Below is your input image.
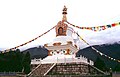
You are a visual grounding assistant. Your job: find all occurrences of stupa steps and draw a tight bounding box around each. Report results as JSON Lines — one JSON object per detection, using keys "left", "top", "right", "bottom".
{"left": 29, "top": 63, "right": 54, "bottom": 77}
{"left": 28, "top": 62, "right": 109, "bottom": 77}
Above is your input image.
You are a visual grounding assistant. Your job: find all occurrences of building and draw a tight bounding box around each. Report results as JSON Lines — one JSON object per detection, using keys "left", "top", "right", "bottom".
{"left": 29, "top": 6, "right": 109, "bottom": 77}
{"left": 31, "top": 6, "right": 93, "bottom": 65}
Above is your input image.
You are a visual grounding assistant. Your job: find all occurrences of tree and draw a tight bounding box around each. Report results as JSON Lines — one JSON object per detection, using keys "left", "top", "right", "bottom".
{"left": 114, "top": 64, "right": 120, "bottom": 72}
{"left": 23, "top": 52, "right": 31, "bottom": 74}
{"left": 94, "top": 57, "right": 107, "bottom": 71}
{"left": 0, "top": 49, "right": 24, "bottom": 72}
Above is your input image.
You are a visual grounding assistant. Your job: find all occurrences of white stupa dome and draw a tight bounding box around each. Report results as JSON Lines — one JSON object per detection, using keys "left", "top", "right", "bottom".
{"left": 66, "top": 26, "right": 74, "bottom": 36}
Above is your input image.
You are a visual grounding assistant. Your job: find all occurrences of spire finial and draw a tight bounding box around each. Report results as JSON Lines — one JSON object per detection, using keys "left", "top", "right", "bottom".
{"left": 62, "top": 5, "right": 67, "bottom": 21}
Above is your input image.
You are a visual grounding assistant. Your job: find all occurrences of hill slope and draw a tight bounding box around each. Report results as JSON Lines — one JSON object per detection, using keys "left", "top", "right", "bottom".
{"left": 23, "top": 46, "right": 48, "bottom": 59}
{"left": 76, "top": 43, "right": 120, "bottom": 69}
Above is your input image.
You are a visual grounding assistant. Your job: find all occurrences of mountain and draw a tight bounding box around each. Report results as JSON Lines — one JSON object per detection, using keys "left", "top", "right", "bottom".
{"left": 22, "top": 43, "right": 120, "bottom": 69}
{"left": 76, "top": 43, "right": 120, "bottom": 69}
{"left": 22, "top": 46, "right": 48, "bottom": 59}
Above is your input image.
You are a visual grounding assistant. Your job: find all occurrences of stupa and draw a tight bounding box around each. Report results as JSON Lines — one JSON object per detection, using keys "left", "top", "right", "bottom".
{"left": 31, "top": 6, "right": 93, "bottom": 65}
{"left": 42, "top": 6, "right": 80, "bottom": 64}
{"left": 28, "top": 6, "right": 110, "bottom": 77}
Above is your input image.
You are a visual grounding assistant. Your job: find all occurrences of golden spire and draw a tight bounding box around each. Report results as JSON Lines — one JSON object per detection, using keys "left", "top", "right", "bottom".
{"left": 62, "top": 5, "right": 67, "bottom": 22}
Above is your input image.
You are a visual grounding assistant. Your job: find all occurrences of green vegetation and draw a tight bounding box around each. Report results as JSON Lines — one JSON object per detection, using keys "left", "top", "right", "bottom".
{"left": 94, "top": 56, "right": 120, "bottom": 72}
{"left": 77, "top": 43, "right": 120, "bottom": 72}
{"left": 94, "top": 57, "right": 108, "bottom": 71}
{"left": 0, "top": 49, "right": 31, "bottom": 74}
{"left": 22, "top": 52, "right": 31, "bottom": 74}
{"left": 113, "top": 64, "right": 120, "bottom": 72}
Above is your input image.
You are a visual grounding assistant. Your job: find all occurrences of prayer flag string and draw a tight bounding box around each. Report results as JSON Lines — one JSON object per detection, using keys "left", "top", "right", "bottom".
{"left": 2, "top": 25, "right": 56, "bottom": 53}
{"left": 66, "top": 21, "right": 120, "bottom": 31}
{"left": 75, "top": 32, "right": 120, "bottom": 63}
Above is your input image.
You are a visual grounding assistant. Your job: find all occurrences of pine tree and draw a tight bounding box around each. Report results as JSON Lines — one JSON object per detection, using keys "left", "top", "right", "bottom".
{"left": 94, "top": 57, "right": 107, "bottom": 71}
{"left": 23, "top": 52, "right": 31, "bottom": 74}
{"left": 114, "top": 64, "right": 120, "bottom": 72}
{"left": 0, "top": 49, "right": 24, "bottom": 72}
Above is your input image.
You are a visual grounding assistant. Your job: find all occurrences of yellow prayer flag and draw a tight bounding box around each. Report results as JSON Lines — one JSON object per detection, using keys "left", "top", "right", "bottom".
{"left": 115, "top": 22, "right": 119, "bottom": 26}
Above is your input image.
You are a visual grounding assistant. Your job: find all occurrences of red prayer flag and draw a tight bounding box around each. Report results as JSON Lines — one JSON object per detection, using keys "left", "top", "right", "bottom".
{"left": 112, "top": 23, "right": 116, "bottom": 27}
{"left": 102, "top": 26, "right": 106, "bottom": 30}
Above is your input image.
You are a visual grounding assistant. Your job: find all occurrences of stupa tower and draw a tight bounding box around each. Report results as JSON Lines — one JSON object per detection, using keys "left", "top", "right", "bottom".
{"left": 44, "top": 6, "right": 79, "bottom": 59}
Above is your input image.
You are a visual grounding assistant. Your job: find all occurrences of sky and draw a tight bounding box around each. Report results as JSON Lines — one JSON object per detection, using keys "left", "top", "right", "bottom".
{"left": 0, "top": 0, "right": 120, "bottom": 51}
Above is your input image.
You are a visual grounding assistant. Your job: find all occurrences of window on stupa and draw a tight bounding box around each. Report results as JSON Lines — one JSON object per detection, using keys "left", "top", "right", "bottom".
{"left": 58, "top": 27, "right": 64, "bottom": 35}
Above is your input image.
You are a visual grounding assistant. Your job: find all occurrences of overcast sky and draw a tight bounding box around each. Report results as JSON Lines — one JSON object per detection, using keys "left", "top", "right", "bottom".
{"left": 0, "top": 0, "right": 120, "bottom": 51}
